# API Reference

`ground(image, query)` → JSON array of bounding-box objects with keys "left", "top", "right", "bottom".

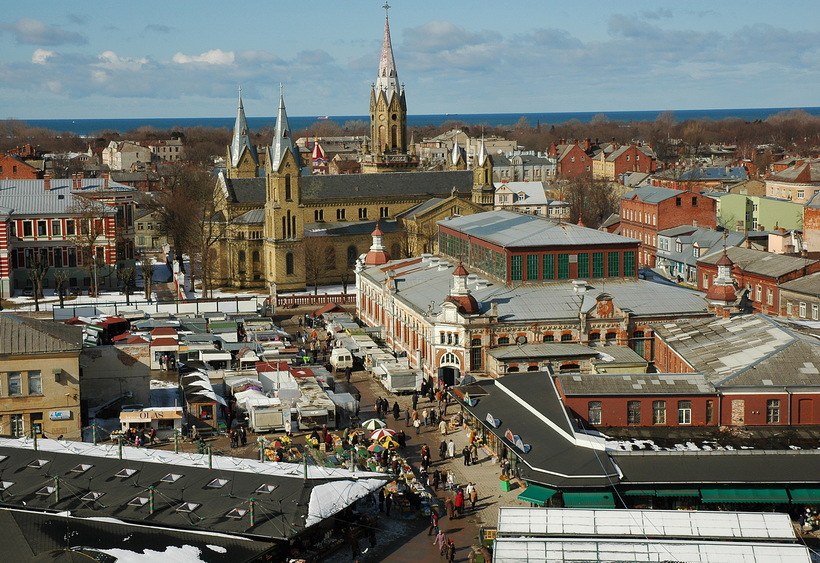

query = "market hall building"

[
  {"left": 355, "top": 210, "right": 713, "bottom": 386},
  {"left": 450, "top": 369, "right": 820, "bottom": 512}
]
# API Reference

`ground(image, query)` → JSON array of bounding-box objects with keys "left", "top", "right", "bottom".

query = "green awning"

[
  {"left": 701, "top": 488, "right": 789, "bottom": 503},
  {"left": 655, "top": 489, "right": 701, "bottom": 497},
  {"left": 623, "top": 489, "right": 656, "bottom": 496},
  {"left": 562, "top": 491, "right": 616, "bottom": 508},
  {"left": 517, "top": 484, "right": 557, "bottom": 506},
  {"left": 789, "top": 489, "right": 820, "bottom": 503}
]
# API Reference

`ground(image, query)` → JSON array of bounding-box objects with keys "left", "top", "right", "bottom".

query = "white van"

[{"left": 330, "top": 347, "right": 354, "bottom": 372}]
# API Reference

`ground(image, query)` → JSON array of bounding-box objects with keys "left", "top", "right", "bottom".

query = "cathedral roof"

[
  {"left": 299, "top": 170, "right": 473, "bottom": 201},
  {"left": 269, "top": 88, "right": 300, "bottom": 171},
  {"left": 220, "top": 175, "right": 266, "bottom": 204}
]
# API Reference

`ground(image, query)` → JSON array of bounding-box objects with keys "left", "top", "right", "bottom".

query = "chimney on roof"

[
  {"left": 72, "top": 172, "right": 83, "bottom": 190},
  {"left": 693, "top": 219, "right": 698, "bottom": 228},
  {"left": 584, "top": 138, "right": 591, "bottom": 151},
  {"left": 104, "top": 172, "right": 110, "bottom": 190},
  {"left": 43, "top": 172, "right": 52, "bottom": 191}
]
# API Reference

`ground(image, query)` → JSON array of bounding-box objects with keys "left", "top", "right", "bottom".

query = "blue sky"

[{"left": 0, "top": 1, "right": 818, "bottom": 119}]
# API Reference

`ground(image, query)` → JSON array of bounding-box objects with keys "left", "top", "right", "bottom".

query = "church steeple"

[
  {"left": 472, "top": 135, "right": 494, "bottom": 207},
  {"left": 226, "top": 87, "right": 259, "bottom": 178},
  {"left": 269, "top": 84, "right": 300, "bottom": 173},
  {"left": 362, "top": 3, "right": 416, "bottom": 173},
  {"left": 376, "top": 2, "right": 400, "bottom": 100}
]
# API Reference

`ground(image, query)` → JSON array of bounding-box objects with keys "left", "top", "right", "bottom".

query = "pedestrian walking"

[
  {"left": 422, "top": 409, "right": 429, "bottom": 426},
  {"left": 434, "top": 530, "right": 447, "bottom": 556},
  {"left": 413, "top": 417, "right": 421, "bottom": 435},
  {"left": 439, "top": 440, "right": 447, "bottom": 459},
  {"left": 428, "top": 509, "right": 440, "bottom": 535},
  {"left": 454, "top": 489, "right": 465, "bottom": 518},
  {"left": 447, "top": 439, "right": 455, "bottom": 458},
  {"left": 469, "top": 483, "right": 478, "bottom": 510},
  {"left": 433, "top": 469, "right": 440, "bottom": 490},
  {"left": 392, "top": 401, "right": 400, "bottom": 420},
  {"left": 239, "top": 426, "right": 247, "bottom": 446},
  {"left": 438, "top": 417, "right": 448, "bottom": 435},
  {"left": 284, "top": 417, "right": 292, "bottom": 437},
  {"left": 412, "top": 391, "right": 418, "bottom": 410},
  {"left": 148, "top": 427, "right": 156, "bottom": 445},
  {"left": 404, "top": 408, "right": 411, "bottom": 427},
  {"left": 446, "top": 539, "right": 456, "bottom": 562},
  {"left": 470, "top": 442, "right": 479, "bottom": 464},
  {"left": 445, "top": 496, "right": 455, "bottom": 519},
  {"left": 385, "top": 491, "right": 392, "bottom": 516}
]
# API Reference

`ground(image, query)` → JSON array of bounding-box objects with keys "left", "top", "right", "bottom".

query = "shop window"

[
  {"left": 588, "top": 402, "right": 602, "bottom": 425},
  {"left": 627, "top": 401, "right": 641, "bottom": 425},
  {"left": 8, "top": 372, "right": 22, "bottom": 396},
  {"left": 653, "top": 400, "right": 666, "bottom": 424}
]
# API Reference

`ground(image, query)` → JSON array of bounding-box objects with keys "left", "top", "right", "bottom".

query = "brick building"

[
  {"left": 592, "top": 143, "right": 657, "bottom": 181},
  {"left": 697, "top": 246, "right": 820, "bottom": 316},
  {"left": 0, "top": 154, "right": 40, "bottom": 180},
  {"left": 620, "top": 186, "right": 717, "bottom": 268}
]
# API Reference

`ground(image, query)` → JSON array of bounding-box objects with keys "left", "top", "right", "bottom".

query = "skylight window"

[
  {"left": 176, "top": 502, "right": 200, "bottom": 513},
  {"left": 226, "top": 508, "right": 248, "bottom": 519},
  {"left": 207, "top": 478, "right": 229, "bottom": 489},
  {"left": 128, "top": 496, "right": 149, "bottom": 507},
  {"left": 160, "top": 473, "right": 183, "bottom": 483},
  {"left": 35, "top": 486, "right": 56, "bottom": 496},
  {"left": 71, "top": 464, "right": 93, "bottom": 473},
  {"left": 0, "top": 481, "right": 14, "bottom": 491},
  {"left": 255, "top": 484, "right": 277, "bottom": 494},
  {"left": 115, "top": 468, "right": 138, "bottom": 478},
  {"left": 0, "top": 455, "right": 8, "bottom": 462},
  {"left": 28, "top": 459, "right": 50, "bottom": 469},
  {"left": 81, "top": 491, "right": 105, "bottom": 502}
]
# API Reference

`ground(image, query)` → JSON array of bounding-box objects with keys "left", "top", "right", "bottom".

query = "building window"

[
  {"left": 314, "top": 210, "right": 324, "bottom": 221},
  {"left": 787, "top": 302, "right": 793, "bottom": 316},
  {"left": 37, "top": 220, "right": 47, "bottom": 236},
  {"left": 336, "top": 208, "right": 346, "bottom": 221},
  {"left": 10, "top": 414, "right": 24, "bottom": 437},
  {"left": 284, "top": 175, "right": 292, "bottom": 201},
  {"left": 66, "top": 220, "right": 75, "bottom": 236},
  {"left": 633, "top": 330, "right": 645, "bottom": 357},
  {"left": 692, "top": 197, "right": 697, "bottom": 207},
  {"left": 627, "top": 401, "right": 641, "bottom": 425},
  {"left": 560, "top": 333, "right": 573, "bottom": 342},
  {"left": 706, "top": 400, "right": 714, "bottom": 425},
  {"left": 285, "top": 253, "right": 294, "bottom": 275},
  {"left": 799, "top": 302, "right": 807, "bottom": 318},
  {"left": 623, "top": 251, "right": 636, "bottom": 276},
  {"left": 347, "top": 245, "right": 358, "bottom": 266},
  {"left": 588, "top": 332, "right": 601, "bottom": 345},
  {"left": 766, "top": 288, "right": 773, "bottom": 306},
  {"left": 543, "top": 254, "right": 555, "bottom": 279},
  {"left": 653, "top": 400, "right": 666, "bottom": 425},
  {"left": 767, "top": 399, "right": 780, "bottom": 423},
  {"left": 607, "top": 252, "right": 620, "bottom": 277},
  {"left": 28, "top": 371, "right": 42, "bottom": 395},
  {"left": 605, "top": 332, "right": 617, "bottom": 345},
  {"left": 23, "top": 221, "right": 33, "bottom": 237},
  {"left": 557, "top": 254, "right": 569, "bottom": 279},
  {"left": 543, "top": 333, "right": 554, "bottom": 342},
  {"left": 358, "top": 208, "right": 368, "bottom": 219},
  {"left": 577, "top": 253, "right": 589, "bottom": 278},
  {"left": 497, "top": 336, "right": 510, "bottom": 345},
  {"left": 511, "top": 256, "right": 522, "bottom": 282},
  {"left": 526, "top": 255, "right": 538, "bottom": 280},
  {"left": 678, "top": 401, "right": 692, "bottom": 425},
  {"left": 592, "top": 252, "right": 604, "bottom": 277},
  {"left": 51, "top": 220, "right": 61, "bottom": 236},
  {"left": 675, "top": 197, "right": 682, "bottom": 206},
  {"left": 470, "top": 337, "right": 482, "bottom": 370},
  {"left": 8, "top": 372, "right": 22, "bottom": 395},
  {"left": 380, "top": 206, "right": 389, "bottom": 218},
  {"left": 812, "top": 304, "right": 819, "bottom": 321},
  {"left": 755, "top": 286, "right": 762, "bottom": 301},
  {"left": 588, "top": 402, "right": 602, "bottom": 425}
]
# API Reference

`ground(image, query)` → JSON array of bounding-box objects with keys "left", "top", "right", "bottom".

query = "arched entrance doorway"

[{"left": 438, "top": 352, "right": 460, "bottom": 387}]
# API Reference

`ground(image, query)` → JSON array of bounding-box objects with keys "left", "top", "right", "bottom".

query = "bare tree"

[
  {"left": 140, "top": 260, "right": 154, "bottom": 301},
  {"left": 303, "top": 236, "right": 334, "bottom": 295},
  {"left": 27, "top": 251, "right": 49, "bottom": 312},
  {"left": 67, "top": 195, "right": 112, "bottom": 294},
  {"left": 54, "top": 270, "right": 69, "bottom": 308},
  {"left": 563, "top": 178, "right": 620, "bottom": 229},
  {"left": 117, "top": 266, "right": 136, "bottom": 305}
]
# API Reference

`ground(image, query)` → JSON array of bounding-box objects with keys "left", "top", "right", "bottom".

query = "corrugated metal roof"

[
  {"left": 698, "top": 246, "right": 819, "bottom": 278},
  {"left": 621, "top": 185, "right": 681, "bottom": 203},
  {"left": 437, "top": 210, "right": 639, "bottom": 248},
  {"left": 0, "top": 179, "right": 131, "bottom": 216},
  {"left": 558, "top": 373, "right": 714, "bottom": 395},
  {"left": 0, "top": 313, "right": 84, "bottom": 355}
]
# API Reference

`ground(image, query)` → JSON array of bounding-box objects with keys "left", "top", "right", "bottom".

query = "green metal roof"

[
  {"left": 517, "top": 484, "right": 557, "bottom": 506},
  {"left": 655, "top": 488, "right": 701, "bottom": 497},
  {"left": 789, "top": 488, "right": 820, "bottom": 503}
]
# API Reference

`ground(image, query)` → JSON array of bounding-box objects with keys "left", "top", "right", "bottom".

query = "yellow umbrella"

[{"left": 380, "top": 436, "right": 400, "bottom": 449}]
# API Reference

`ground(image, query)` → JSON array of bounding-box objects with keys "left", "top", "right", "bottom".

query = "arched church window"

[
  {"left": 286, "top": 253, "right": 294, "bottom": 275},
  {"left": 347, "top": 245, "right": 358, "bottom": 266},
  {"left": 285, "top": 174, "right": 292, "bottom": 201}
]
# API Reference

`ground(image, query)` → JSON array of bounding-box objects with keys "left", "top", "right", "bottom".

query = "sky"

[{"left": 0, "top": 1, "right": 818, "bottom": 120}]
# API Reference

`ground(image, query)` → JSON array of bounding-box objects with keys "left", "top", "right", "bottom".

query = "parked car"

[{"left": 22, "top": 288, "right": 33, "bottom": 296}]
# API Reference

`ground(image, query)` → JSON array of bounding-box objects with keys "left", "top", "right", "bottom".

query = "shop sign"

[
  {"left": 504, "top": 429, "right": 514, "bottom": 442},
  {"left": 514, "top": 435, "right": 532, "bottom": 454},
  {"left": 486, "top": 413, "right": 500, "bottom": 428},
  {"left": 49, "top": 410, "right": 72, "bottom": 421}
]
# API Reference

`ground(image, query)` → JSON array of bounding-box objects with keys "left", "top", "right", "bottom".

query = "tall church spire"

[
  {"left": 376, "top": 2, "right": 399, "bottom": 99},
  {"left": 229, "top": 87, "right": 258, "bottom": 169},
  {"left": 269, "top": 84, "right": 299, "bottom": 171}
]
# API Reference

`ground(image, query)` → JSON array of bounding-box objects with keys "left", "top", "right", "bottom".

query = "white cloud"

[
  {"left": 0, "top": 18, "right": 86, "bottom": 46},
  {"left": 32, "top": 48, "right": 55, "bottom": 64},
  {"left": 94, "top": 51, "right": 148, "bottom": 71},
  {"left": 172, "top": 49, "right": 235, "bottom": 65}
]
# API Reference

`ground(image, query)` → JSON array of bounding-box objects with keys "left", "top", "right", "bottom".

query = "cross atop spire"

[{"left": 383, "top": 2, "right": 390, "bottom": 15}]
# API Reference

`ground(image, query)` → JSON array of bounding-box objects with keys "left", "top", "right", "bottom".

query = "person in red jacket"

[{"left": 454, "top": 489, "right": 465, "bottom": 518}]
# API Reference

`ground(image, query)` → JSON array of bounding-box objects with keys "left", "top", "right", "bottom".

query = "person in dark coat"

[
  {"left": 392, "top": 401, "right": 400, "bottom": 420},
  {"left": 445, "top": 496, "right": 455, "bottom": 519},
  {"left": 439, "top": 440, "right": 448, "bottom": 459}
]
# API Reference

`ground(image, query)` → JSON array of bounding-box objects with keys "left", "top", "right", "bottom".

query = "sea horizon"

[{"left": 7, "top": 106, "right": 820, "bottom": 137}]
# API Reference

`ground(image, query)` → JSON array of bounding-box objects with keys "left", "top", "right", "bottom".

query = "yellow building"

[
  {"left": 0, "top": 314, "right": 83, "bottom": 440},
  {"left": 212, "top": 7, "right": 493, "bottom": 292}
]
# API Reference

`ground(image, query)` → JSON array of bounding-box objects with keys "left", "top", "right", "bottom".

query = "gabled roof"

[
  {"left": 300, "top": 170, "right": 473, "bottom": 201},
  {"left": 767, "top": 160, "right": 820, "bottom": 184},
  {"left": 493, "top": 181, "right": 549, "bottom": 206},
  {"left": 234, "top": 208, "right": 265, "bottom": 224},
  {"left": 621, "top": 185, "right": 684, "bottom": 203},
  {"left": 0, "top": 179, "right": 128, "bottom": 216},
  {"left": 0, "top": 314, "right": 83, "bottom": 355},
  {"left": 219, "top": 174, "right": 266, "bottom": 204},
  {"left": 698, "top": 246, "right": 818, "bottom": 278},
  {"left": 779, "top": 271, "right": 820, "bottom": 297},
  {"left": 437, "top": 210, "right": 638, "bottom": 248},
  {"left": 653, "top": 314, "right": 820, "bottom": 387}
]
